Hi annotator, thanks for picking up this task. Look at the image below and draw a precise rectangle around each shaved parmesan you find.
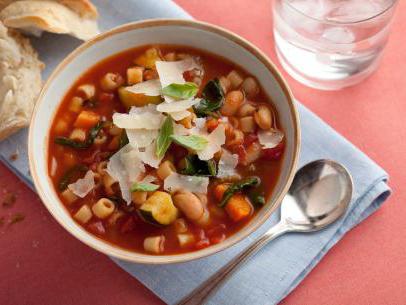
[173,122,190,136]
[106,145,141,204]
[157,99,200,113]
[258,129,284,149]
[193,118,207,133]
[120,149,145,182]
[125,79,161,96]
[68,170,95,198]
[141,175,158,184]
[129,104,158,115]
[217,149,239,178]
[197,124,226,160]
[113,111,164,130]
[169,110,191,121]
[164,172,209,194]
[138,142,164,168]
[127,129,158,148]
[156,58,200,88]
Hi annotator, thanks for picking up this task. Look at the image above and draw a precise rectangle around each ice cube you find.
[322,27,355,44]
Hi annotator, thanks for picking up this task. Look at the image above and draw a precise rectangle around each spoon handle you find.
[177,221,290,305]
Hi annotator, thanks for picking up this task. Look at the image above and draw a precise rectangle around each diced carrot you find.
[213,184,229,201]
[73,110,100,129]
[225,194,253,222]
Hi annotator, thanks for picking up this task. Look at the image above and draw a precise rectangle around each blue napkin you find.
[0,1,390,305]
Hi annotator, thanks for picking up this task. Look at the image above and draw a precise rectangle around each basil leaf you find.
[156,116,174,158]
[131,182,159,192]
[170,135,208,151]
[58,164,88,191]
[162,82,198,100]
[181,155,217,176]
[55,121,104,149]
[193,78,224,117]
[219,177,261,207]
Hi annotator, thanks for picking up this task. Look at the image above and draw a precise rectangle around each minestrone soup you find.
[48,45,285,255]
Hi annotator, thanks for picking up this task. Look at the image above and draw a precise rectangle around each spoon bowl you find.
[282,159,353,232]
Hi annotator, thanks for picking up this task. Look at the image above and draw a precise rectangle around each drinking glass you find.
[272,0,399,90]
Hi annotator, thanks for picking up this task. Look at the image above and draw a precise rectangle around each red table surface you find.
[1,1,405,304]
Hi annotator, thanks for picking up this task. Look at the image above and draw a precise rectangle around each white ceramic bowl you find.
[29,19,300,264]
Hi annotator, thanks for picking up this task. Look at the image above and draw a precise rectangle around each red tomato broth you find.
[48,45,284,255]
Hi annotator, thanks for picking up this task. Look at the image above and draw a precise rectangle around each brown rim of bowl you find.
[28,19,301,264]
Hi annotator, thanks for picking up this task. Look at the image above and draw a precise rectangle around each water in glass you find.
[273,0,398,90]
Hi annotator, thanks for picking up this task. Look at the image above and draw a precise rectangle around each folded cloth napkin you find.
[0,1,390,305]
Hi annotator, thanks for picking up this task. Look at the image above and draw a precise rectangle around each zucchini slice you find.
[139,191,178,226]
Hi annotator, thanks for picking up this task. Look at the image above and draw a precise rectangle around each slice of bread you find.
[0,21,43,140]
[0,0,99,40]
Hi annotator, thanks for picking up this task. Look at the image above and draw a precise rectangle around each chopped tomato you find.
[234,144,247,165]
[206,118,220,133]
[262,142,285,161]
[244,133,258,146]
[120,216,136,234]
[107,135,120,151]
[210,233,226,244]
[99,92,115,104]
[195,239,210,250]
[207,224,226,237]
[88,221,106,235]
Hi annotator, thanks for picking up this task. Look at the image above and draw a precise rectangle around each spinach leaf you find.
[54,121,104,149]
[249,191,266,207]
[193,78,224,117]
[219,177,261,207]
[131,182,159,192]
[162,82,198,100]
[170,135,208,151]
[156,116,174,158]
[58,164,88,191]
[181,155,217,176]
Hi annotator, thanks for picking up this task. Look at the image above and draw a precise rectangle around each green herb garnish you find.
[58,164,88,191]
[54,121,104,149]
[181,155,217,176]
[131,182,159,192]
[170,134,208,151]
[156,116,174,158]
[219,177,261,207]
[193,78,224,117]
[162,82,198,100]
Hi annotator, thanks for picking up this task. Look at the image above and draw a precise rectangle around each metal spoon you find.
[178,159,353,305]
